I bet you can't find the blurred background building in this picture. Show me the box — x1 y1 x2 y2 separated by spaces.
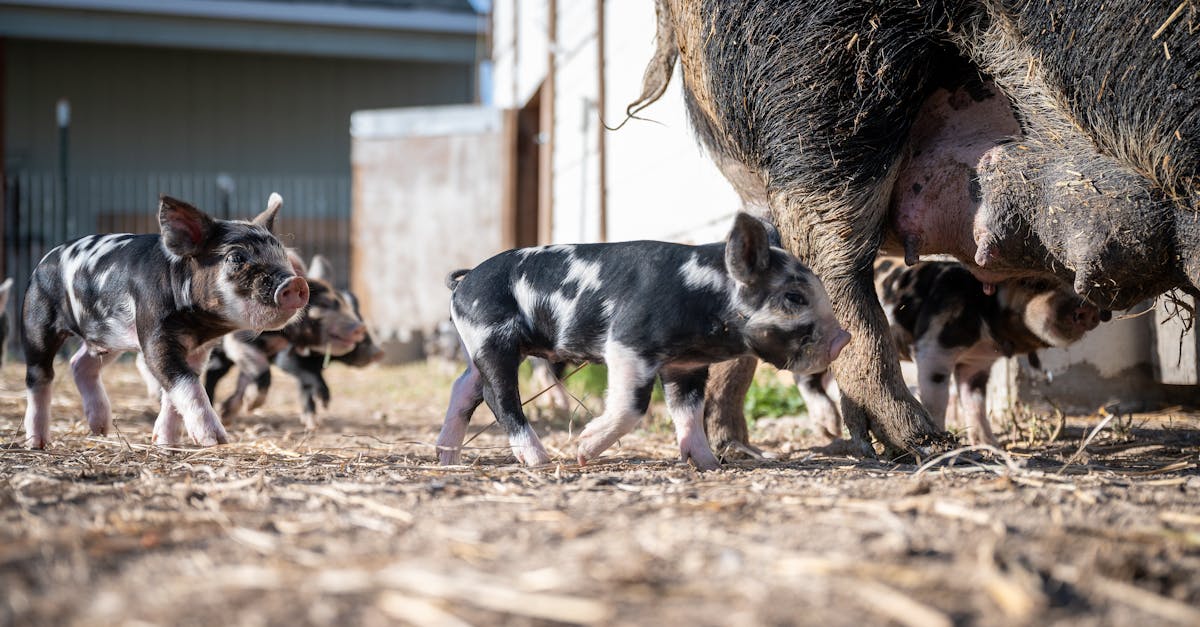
1 0 484 296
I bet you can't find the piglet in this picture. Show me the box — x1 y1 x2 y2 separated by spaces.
21 194 308 448
205 254 373 428
799 258 1106 446
436 213 850 470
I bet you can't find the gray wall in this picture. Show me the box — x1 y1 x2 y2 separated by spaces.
4 38 475 175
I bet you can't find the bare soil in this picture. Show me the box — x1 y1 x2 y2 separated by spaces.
1 359 1198 627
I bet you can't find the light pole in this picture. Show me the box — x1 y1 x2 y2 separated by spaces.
56 98 70 236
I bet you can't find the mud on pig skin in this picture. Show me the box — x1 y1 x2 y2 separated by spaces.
634 0 1200 457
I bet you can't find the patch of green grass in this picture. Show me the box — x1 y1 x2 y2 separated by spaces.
743 370 805 424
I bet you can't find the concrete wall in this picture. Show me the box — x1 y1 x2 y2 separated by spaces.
350 105 508 362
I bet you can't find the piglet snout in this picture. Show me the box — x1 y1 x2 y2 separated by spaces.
274 276 310 310
1074 304 1102 331
829 329 852 362
347 322 367 343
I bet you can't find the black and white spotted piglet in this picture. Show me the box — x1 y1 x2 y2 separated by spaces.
437 214 851 470
799 258 1107 446
21 194 309 448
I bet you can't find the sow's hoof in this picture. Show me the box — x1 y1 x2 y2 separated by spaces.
882 430 961 463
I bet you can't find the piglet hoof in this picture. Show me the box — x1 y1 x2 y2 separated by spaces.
438 448 462 466
301 411 318 431
25 435 46 450
576 427 619 466
682 447 721 472
510 426 550 466
189 424 230 447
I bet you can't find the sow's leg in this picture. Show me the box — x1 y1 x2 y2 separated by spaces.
823 258 946 458
702 356 762 459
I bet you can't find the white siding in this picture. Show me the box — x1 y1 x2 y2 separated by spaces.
490 0 549 109
601 0 740 244
550 2 600 242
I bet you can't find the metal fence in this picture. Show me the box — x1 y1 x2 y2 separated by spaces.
2 171 352 359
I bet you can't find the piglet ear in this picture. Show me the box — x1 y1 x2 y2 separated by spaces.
253 193 283 233
726 212 772 284
159 196 214 258
286 249 307 277
308 254 333 282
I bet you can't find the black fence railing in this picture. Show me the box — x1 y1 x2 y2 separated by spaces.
2 171 352 359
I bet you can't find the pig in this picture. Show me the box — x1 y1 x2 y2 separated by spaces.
435 213 851 470
800 258 1107 446
0 277 13 364
631 0 1200 457
268 322 385 423
203 254 370 428
21 194 308 448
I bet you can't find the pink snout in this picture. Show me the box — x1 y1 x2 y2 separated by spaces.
1074 304 1102 331
829 329 852 362
274 276 309 310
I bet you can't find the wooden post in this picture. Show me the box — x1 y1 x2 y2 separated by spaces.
537 0 557 245
595 0 608 242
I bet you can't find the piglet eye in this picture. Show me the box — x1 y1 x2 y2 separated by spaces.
226 252 246 265
785 292 807 306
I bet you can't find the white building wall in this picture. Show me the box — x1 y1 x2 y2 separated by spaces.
601 0 741 245
492 1 741 246
551 1 600 242
491 0 549 109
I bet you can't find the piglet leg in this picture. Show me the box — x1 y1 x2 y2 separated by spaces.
436 363 485 465
135 352 162 399
577 343 657 465
152 390 184 446
955 364 998 447
473 347 549 466
796 370 842 441
662 368 720 471
70 344 119 436
145 340 228 446
21 289 67 449
913 343 956 431
24 385 52 449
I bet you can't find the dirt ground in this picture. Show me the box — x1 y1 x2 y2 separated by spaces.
1 358 1198 627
